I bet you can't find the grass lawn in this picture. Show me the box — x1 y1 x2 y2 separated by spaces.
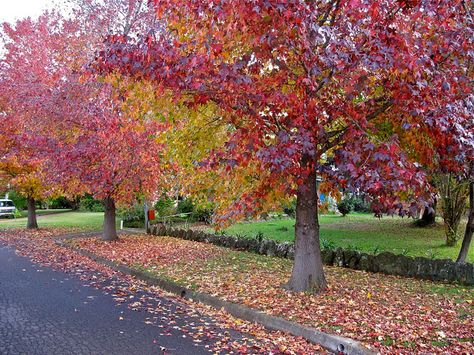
215 213 473 262
0 211 108 230
18 209 72 218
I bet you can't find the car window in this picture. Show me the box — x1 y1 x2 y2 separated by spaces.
0 201 14 207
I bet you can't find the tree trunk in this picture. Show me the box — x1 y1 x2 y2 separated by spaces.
71 197 81 211
445 228 458 247
456 182 473 263
144 200 149 231
421 199 437 226
103 197 118 241
27 197 38 229
287 162 327 293
439 174 469 246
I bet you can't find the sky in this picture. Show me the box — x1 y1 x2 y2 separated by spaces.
0 0 57 24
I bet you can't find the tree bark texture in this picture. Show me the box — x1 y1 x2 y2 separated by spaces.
287 161 327 293
456 182 473 263
103 196 118 241
27 197 38 229
420 199 437 226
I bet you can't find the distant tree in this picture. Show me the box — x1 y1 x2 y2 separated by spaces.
337 198 353 217
0 12 167 240
0 50 55 228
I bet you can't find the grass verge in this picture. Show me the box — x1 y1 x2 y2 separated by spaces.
0 211 109 230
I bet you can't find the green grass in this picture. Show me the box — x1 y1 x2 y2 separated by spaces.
0 211 109 230
3 209 470 262
18 209 72 218
215 213 473 262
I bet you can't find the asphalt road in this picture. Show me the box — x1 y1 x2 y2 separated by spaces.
0 245 255 355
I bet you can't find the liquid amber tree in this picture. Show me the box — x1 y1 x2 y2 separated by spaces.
99 0 472 291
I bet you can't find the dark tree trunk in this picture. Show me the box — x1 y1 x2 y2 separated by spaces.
71 197 81 211
103 197 118 241
287 161 327 293
456 182 473 263
27 197 38 229
421 199 437 226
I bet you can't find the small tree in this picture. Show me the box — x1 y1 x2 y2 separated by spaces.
438 174 469 246
0 160 48 229
0 89 53 229
337 198 353 217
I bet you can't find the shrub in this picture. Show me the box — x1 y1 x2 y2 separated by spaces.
254 231 265 243
119 204 145 228
176 197 194 214
282 198 297 217
79 194 104 212
321 238 336 250
337 198 353 216
193 205 214 224
7 190 27 211
154 197 175 217
48 196 74 209
319 201 330 214
351 196 371 212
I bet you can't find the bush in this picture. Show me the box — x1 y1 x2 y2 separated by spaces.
79 195 104 212
47 196 74 209
337 198 353 216
7 190 27 211
321 238 336 250
351 196 371 212
119 204 145 228
154 197 175 217
319 201 330 214
176 197 194 214
282 198 297 217
193 205 214 224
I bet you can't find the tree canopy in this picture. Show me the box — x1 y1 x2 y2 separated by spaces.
97 0 473 291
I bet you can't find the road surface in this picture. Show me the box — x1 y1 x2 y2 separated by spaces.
0 245 258 355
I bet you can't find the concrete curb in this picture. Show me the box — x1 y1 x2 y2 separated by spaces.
56 236 375 355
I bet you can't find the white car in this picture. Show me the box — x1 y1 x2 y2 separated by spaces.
0 199 16 218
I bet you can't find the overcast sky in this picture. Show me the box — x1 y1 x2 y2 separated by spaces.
0 0 57 24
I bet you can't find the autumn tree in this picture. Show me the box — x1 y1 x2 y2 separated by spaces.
99 0 472 291
45 75 168 241
392 12 473 252
0 33 56 229
0 158 51 229
1 11 167 240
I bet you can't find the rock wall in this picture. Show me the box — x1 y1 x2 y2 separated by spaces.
149 224 474 285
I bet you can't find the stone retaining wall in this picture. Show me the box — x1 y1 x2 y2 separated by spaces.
149 224 474 285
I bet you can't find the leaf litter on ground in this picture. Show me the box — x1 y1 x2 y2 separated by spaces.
72 234 474 354
0 229 325 354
